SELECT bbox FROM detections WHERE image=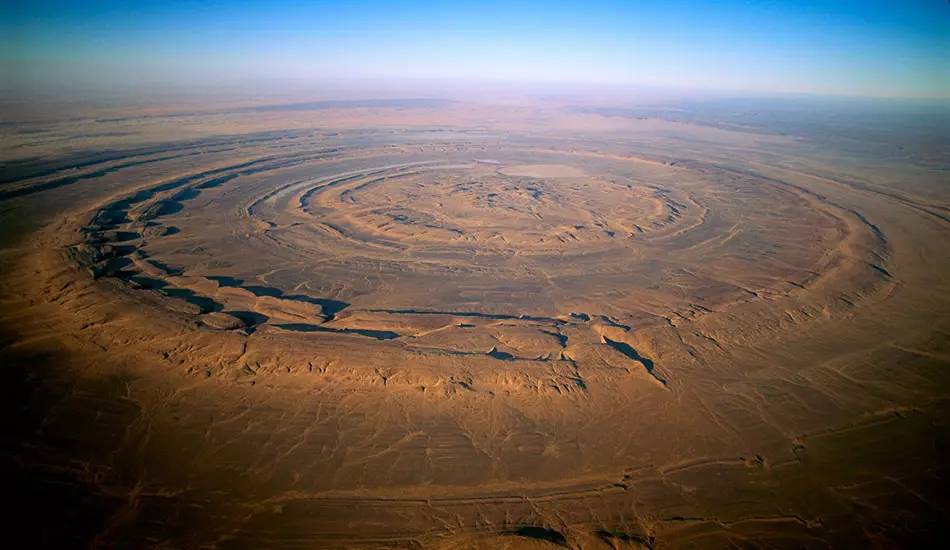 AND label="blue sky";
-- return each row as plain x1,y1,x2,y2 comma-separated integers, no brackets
2,0,948,97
